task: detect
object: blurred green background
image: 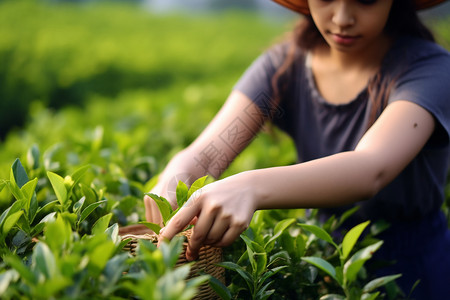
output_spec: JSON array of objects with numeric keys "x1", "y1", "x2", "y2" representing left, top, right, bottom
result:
[{"x1": 0, "y1": 0, "x2": 449, "y2": 214}]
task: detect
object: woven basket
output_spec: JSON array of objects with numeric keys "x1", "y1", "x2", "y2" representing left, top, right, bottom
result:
[{"x1": 119, "y1": 224, "x2": 224, "y2": 300}]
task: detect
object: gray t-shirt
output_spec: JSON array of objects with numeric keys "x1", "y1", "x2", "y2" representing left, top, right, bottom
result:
[{"x1": 233, "y1": 36, "x2": 450, "y2": 223}]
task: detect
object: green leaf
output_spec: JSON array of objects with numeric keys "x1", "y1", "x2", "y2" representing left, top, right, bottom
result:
[
  {"x1": 320, "y1": 294, "x2": 346, "y2": 300},
  {"x1": 207, "y1": 275, "x2": 232, "y2": 300},
  {"x1": 33, "y1": 242, "x2": 57, "y2": 279},
  {"x1": 301, "y1": 256, "x2": 337, "y2": 282},
  {"x1": 217, "y1": 262, "x2": 253, "y2": 289},
  {"x1": 68, "y1": 165, "x2": 91, "y2": 195},
  {"x1": 259, "y1": 265, "x2": 287, "y2": 285},
  {"x1": 342, "y1": 221, "x2": 370, "y2": 260},
  {"x1": 160, "y1": 237, "x2": 184, "y2": 268},
  {"x1": 361, "y1": 292, "x2": 380, "y2": 300},
  {"x1": 139, "y1": 221, "x2": 162, "y2": 234},
  {"x1": 344, "y1": 241, "x2": 383, "y2": 283},
  {"x1": 20, "y1": 177, "x2": 38, "y2": 215},
  {"x1": 0, "y1": 269, "x2": 19, "y2": 295},
  {"x1": 3, "y1": 254, "x2": 36, "y2": 284},
  {"x1": 12, "y1": 159, "x2": 29, "y2": 188},
  {"x1": 187, "y1": 175, "x2": 208, "y2": 199},
  {"x1": 44, "y1": 214, "x2": 72, "y2": 251},
  {"x1": 145, "y1": 193, "x2": 173, "y2": 225},
  {"x1": 88, "y1": 240, "x2": 116, "y2": 275},
  {"x1": 92, "y1": 213, "x2": 113, "y2": 235},
  {"x1": 0, "y1": 180, "x2": 6, "y2": 193},
  {"x1": 78, "y1": 200, "x2": 106, "y2": 225},
  {"x1": 337, "y1": 206, "x2": 360, "y2": 227},
  {"x1": 298, "y1": 223, "x2": 339, "y2": 250},
  {"x1": 47, "y1": 171, "x2": 68, "y2": 206},
  {"x1": 363, "y1": 274, "x2": 402, "y2": 293},
  {"x1": 176, "y1": 181, "x2": 189, "y2": 208},
  {"x1": 2, "y1": 210, "x2": 23, "y2": 236},
  {"x1": 73, "y1": 196, "x2": 86, "y2": 215},
  {"x1": 27, "y1": 144, "x2": 40, "y2": 170},
  {"x1": 265, "y1": 218, "x2": 296, "y2": 250}
]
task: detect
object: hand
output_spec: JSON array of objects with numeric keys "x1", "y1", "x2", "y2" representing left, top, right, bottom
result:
[{"x1": 158, "y1": 173, "x2": 256, "y2": 261}]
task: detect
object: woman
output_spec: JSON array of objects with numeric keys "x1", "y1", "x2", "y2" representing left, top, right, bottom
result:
[{"x1": 146, "y1": 0, "x2": 450, "y2": 297}]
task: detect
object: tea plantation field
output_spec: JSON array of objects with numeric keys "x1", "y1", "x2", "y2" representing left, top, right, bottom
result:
[{"x1": 0, "y1": 1, "x2": 449, "y2": 299}]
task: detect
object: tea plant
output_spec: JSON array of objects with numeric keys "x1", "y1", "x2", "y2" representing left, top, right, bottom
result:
[{"x1": 0, "y1": 159, "x2": 210, "y2": 299}]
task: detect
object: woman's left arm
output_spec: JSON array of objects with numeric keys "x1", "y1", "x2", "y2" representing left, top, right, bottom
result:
[{"x1": 159, "y1": 100, "x2": 435, "y2": 260}]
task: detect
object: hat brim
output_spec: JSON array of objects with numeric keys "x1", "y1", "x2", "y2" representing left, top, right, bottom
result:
[{"x1": 272, "y1": 0, "x2": 447, "y2": 15}]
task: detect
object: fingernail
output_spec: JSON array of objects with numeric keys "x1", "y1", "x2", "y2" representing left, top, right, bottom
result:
[{"x1": 159, "y1": 227, "x2": 165, "y2": 235}]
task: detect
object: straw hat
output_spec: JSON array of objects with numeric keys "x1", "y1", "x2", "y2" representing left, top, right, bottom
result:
[{"x1": 272, "y1": 0, "x2": 447, "y2": 15}]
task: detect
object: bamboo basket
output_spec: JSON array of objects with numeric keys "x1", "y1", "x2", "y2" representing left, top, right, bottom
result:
[{"x1": 119, "y1": 224, "x2": 224, "y2": 300}]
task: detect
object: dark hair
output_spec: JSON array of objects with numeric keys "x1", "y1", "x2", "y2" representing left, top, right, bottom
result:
[{"x1": 271, "y1": 0, "x2": 435, "y2": 127}]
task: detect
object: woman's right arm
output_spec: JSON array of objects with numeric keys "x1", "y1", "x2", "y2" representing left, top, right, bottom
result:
[{"x1": 144, "y1": 90, "x2": 267, "y2": 224}]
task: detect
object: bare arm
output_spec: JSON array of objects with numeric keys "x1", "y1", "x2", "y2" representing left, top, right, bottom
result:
[
  {"x1": 145, "y1": 90, "x2": 265, "y2": 223},
  {"x1": 159, "y1": 100, "x2": 436, "y2": 260}
]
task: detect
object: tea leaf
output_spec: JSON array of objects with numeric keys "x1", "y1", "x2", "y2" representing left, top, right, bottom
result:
[
  {"x1": 319, "y1": 294, "x2": 346, "y2": 300},
  {"x1": 0, "y1": 269, "x2": 19, "y2": 295},
  {"x1": 207, "y1": 274, "x2": 231, "y2": 300},
  {"x1": 20, "y1": 177, "x2": 38, "y2": 215},
  {"x1": 44, "y1": 214, "x2": 72, "y2": 251},
  {"x1": 145, "y1": 193, "x2": 172, "y2": 225},
  {"x1": 362, "y1": 274, "x2": 402, "y2": 293},
  {"x1": 176, "y1": 180, "x2": 189, "y2": 208},
  {"x1": 12, "y1": 159, "x2": 29, "y2": 188},
  {"x1": 298, "y1": 223, "x2": 339, "y2": 250},
  {"x1": 265, "y1": 218, "x2": 296, "y2": 250},
  {"x1": 27, "y1": 144, "x2": 40, "y2": 170},
  {"x1": 33, "y1": 242, "x2": 57, "y2": 279},
  {"x1": 259, "y1": 265, "x2": 287, "y2": 285},
  {"x1": 139, "y1": 221, "x2": 162, "y2": 234},
  {"x1": 344, "y1": 241, "x2": 383, "y2": 283},
  {"x1": 301, "y1": 256, "x2": 337, "y2": 281},
  {"x1": 3, "y1": 254, "x2": 37, "y2": 284},
  {"x1": 89, "y1": 240, "x2": 116, "y2": 275},
  {"x1": 361, "y1": 292, "x2": 380, "y2": 300},
  {"x1": 217, "y1": 262, "x2": 253, "y2": 288},
  {"x1": 73, "y1": 196, "x2": 86, "y2": 215},
  {"x1": 342, "y1": 221, "x2": 370, "y2": 260},
  {"x1": 67, "y1": 164, "x2": 91, "y2": 195},
  {"x1": 92, "y1": 213, "x2": 113, "y2": 235},
  {"x1": 1, "y1": 210, "x2": 23, "y2": 236},
  {"x1": 78, "y1": 200, "x2": 106, "y2": 225},
  {"x1": 0, "y1": 180, "x2": 6, "y2": 193},
  {"x1": 187, "y1": 175, "x2": 208, "y2": 199},
  {"x1": 47, "y1": 171, "x2": 68, "y2": 206}
]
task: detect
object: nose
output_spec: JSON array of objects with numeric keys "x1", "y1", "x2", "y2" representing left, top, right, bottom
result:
[{"x1": 332, "y1": 2, "x2": 355, "y2": 28}]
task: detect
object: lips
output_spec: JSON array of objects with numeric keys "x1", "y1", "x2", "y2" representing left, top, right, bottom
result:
[{"x1": 330, "y1": 33, "x2": 360, "y2": 45}]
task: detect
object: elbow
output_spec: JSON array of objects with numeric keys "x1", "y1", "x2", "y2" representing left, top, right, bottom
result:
[{"x1": 364, "y1": 169, "x2": 389, "y2": 200}]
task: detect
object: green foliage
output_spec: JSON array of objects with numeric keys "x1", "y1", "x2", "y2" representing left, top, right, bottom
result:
[{"x1": 0, "y1": 159, "x2": 208, "y2": 299}]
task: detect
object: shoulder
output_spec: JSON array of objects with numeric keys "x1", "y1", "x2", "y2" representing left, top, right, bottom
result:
[
  {"x1": 261, "y1": 41, "x2": 307, "y2": 69},
  {"x1": 389, "y1": 36, "x2": 450, "y2": 66}
]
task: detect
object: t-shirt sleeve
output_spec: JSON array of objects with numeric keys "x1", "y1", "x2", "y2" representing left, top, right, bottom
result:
[
  {"x1": 389, "y1": 47, "x2": 450, "y2": 142},
  {"x1": 233, "y1": 44, "x2": 287, "y2": 119}
]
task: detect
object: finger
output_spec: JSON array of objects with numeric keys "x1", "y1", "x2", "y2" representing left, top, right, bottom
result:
[
  {"x1": 204, "y1": 214, "x2": 231, "y2": 245},
  {"x1": 157, "y1": 196, "x2": 201, "y2": 247},
  {"x1": 185, "y1": 209, "x2": 218, "y2": 261},
  {"x1": 212, "y1": 221, "x2": 248, "y2": 248}
]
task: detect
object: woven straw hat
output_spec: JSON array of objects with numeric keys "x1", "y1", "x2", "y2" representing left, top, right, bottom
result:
[{"x1": 272, "y1": 0, "x2": 447, "y2": 15}]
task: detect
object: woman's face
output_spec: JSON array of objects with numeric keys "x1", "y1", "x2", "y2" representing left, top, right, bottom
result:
[{"x1": 307, "y1": 0, "x2": 394, "y2": 54}]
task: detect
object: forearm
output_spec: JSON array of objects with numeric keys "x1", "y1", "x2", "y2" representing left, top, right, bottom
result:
[{"x1": 247, "y1": 151, "x2": 384, "y2": 210}]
